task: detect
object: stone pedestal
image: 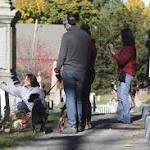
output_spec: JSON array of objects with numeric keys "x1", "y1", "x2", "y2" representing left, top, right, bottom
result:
[
  {"x1": 49, "y1": 61, "x2": 61, "y2": 107},
  {"x1": 0, "y1": 0, "x2": 19, "y2": 119},
  {"x1": 0, "y1": 0, "x2": 18, "y2": 80}
]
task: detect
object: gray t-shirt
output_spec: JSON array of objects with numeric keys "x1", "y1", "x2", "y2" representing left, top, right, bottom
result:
[{"x1": 56, "y1": 25, "x2": 91, "y2": 71}]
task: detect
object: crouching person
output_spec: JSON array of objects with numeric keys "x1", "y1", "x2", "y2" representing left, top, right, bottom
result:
[{"x1": 0, "y1": 73, "x2": 48, "y2": 129}]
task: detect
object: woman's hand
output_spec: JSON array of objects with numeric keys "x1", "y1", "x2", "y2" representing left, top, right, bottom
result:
[
  {"x1": 0, "y1": 81, "x2": 7, "y2": 85},
  {"x1": 106, "y1": 43, "x2": 116, "y2": 55}
]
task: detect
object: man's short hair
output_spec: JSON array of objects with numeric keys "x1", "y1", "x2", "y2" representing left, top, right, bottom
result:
[
  {"x1": 67, "y1": 14, "x2": 76, "y2": 25},
  {"x1": 63, "y1": 13, "x2": 79, "y2": 26}
]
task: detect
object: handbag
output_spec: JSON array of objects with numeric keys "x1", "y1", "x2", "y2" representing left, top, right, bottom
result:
[{"x1": 118, "y1": 71, "x2": 126, "y2": 82}]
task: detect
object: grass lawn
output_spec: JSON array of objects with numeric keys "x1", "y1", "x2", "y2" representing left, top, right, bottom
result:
[
  {"x1": 0, "y1": 130, "x2": 35, "y2": 150},
  {"x1": 0, "y1": 110, "x2": 60, "y2": 150},
  {"x1": 96, "y1": 94, "x2": 113, "y2": 105},
  {"x1": 96, "y1": 92, "x2": 150, "y2": 105},
  {"x1": 137, "y1": 94, "x2": 150, "y2": 104}
]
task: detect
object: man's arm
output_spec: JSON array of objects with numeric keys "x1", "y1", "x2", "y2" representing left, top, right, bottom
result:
[{"x1": 55, "y1": 34, "x2": 68, "y2": 72}]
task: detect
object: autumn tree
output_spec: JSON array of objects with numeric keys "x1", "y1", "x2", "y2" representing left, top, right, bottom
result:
[
  {"x1": 47, "y1": 0, "x2": 97, "y2": 25},
  {"x1": 90, "y1": 0, "x2": 150, "y2": 93},
  {"x1": 91, "y1": 0, "x2": 126, "y2": 94},
  {"x1": 125, "y1": 0, "x2": 149, "y2": 83},
  {"x1": 13, "y1": 0, "x2": 50, "y2": 23},
  {"x1": 13, "y1": 0, "x2": 97, "y2": 24},
  {"x1": 13, "y1": 0, "x2": 150, "y2": 94}
]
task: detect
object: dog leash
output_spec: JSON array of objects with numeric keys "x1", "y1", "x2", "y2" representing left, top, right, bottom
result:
[{"x1": 47, "y1": 80, "x2": 60, "y2": 94}]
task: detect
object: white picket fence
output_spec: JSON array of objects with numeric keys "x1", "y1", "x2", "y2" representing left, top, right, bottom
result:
[{"x1": 95, "y1": 102, "x2": 118, "y2": 114}]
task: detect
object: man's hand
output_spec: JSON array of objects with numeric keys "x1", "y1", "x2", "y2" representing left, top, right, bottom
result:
[
  {"x1": 54, "y1": 68, "x2": 62, "y2": 82},
  {"x1": 54, "y1": 68, "x2": 60, "y2": 73}
]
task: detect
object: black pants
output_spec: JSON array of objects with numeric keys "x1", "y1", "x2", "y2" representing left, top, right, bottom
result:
[{"x1": 82, "y1": 69, "x2": 95, "y2": 127}]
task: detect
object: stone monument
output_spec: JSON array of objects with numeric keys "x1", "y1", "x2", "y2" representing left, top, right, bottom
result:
[{"x1": 0, "y1": 0, "x2": 19, "y2": 119}]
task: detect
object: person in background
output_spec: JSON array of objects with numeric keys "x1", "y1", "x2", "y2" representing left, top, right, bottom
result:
[
  {"x1": 143, "y1": 30, "x2": 150, "y2": 86},
  {"x1": 106, "y1": 27, "x2": 136, "y2": 124},
  {"x1": 0, "y1": 73, "x2": 48, "y2": 114},
  {"x1": 80, "y1": 24, "x2": 97, "y2": 130},
  {"x1": 54, "y1": 13, "x2": 91, "y2": 134}
]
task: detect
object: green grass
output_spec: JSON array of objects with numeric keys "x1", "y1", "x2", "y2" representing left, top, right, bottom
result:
[
  {"x1": 96, "y1": 93, "x2": 150, "y2": 105},
  {"x1": 146, "y1": 99, "x2": 150, "y2": 104},
  {"x1": 46, "y1": 110, "x2": 60, "y2": 128},
  {"x1": 0, "y1": 130, "x2": 35, "y2": 150},
  {"x1": 0, "y1": 110, "x2": 60, "y2": 150},
  {"x1": 136, "y1": 94, "x2": 150, "y2": 104}
]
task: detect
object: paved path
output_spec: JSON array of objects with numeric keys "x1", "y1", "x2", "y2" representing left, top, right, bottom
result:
[{"x1": 17, "y1": 113, "x2": 150, "y2": 150}]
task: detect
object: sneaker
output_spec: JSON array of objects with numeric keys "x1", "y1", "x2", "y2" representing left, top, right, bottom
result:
[
  {"x1": 85, "y1": 122, "x2": 92, "y2": 130},
  {"x1": 62, "y1": 127, "x2": 77, "y2": 134}
]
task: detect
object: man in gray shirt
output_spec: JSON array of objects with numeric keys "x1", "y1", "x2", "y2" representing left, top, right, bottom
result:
[{"x1": 54, "y1": 13, "x2": 91, "y2": 134}]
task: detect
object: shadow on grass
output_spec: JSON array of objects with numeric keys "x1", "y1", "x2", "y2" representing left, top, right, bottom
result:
[{"x1": 0, "y1": 110, "x2": 60, "y2": 150}]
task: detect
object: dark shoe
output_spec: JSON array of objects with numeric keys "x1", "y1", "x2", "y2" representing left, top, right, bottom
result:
[
  {"x1": 117, "y1": 119, "x2": 131, "y2": 124},
  {"x1": 62, "y1": 127, "x2": 77, "y2": 134},
  {"x1": 78, "y1": 125, "x2": 84, "y2": 132}
]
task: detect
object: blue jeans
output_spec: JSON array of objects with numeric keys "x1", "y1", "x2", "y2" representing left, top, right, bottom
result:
[
  {"x1": 63, "y1": 68, "x2": 86, "y2": 127},
  {"x1": 17, "y1": 100, "x2": 30, "y2": 113},
  {"x1": 117, "y1": 73, "x2": 133, "y2": 123}
]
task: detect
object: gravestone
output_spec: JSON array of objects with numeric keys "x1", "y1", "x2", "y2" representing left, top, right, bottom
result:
[
  {"x1": 0, "y1": 0, "x2": 19, "y2": 119},
  {"x1": 145, "y1": 115, "x2": 150, "y2": 141},
  {"x1": 37, "y1": 72, "x2": 42, "y2": 88},
  {"x1": 49, "y1": 61, "x2": 63, "y2": 107}
]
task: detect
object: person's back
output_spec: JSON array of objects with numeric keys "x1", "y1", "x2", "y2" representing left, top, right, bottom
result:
[
  {"x1": 64, "y1": 26, "x2": 90, "y2": 69},
  {"x1": 56, "y1": 25, "x2": 90, "y2": 71}
]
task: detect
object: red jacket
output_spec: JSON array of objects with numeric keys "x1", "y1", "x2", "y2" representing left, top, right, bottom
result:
[{"x1": 113, "y1": 45, "x2": 136, "y2": 76}]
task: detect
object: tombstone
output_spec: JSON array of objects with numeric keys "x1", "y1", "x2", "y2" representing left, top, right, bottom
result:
[
  {"x1": 0, "y1": 89, "x2": 6, "y2": 119},
  {"x1": 49, "y1": 61, "x2": 63, "y2": 107},
  {"x1": 142, "y1": 105, "x2": 150, "y2": 121},
  {"x1": 90, "y1": 92, "x2": 96, "y2": 112},
  {"x1": 37, "y1": 72, "x2": 42, "y2": 88},
  {"x1": 145, "y1": 115, "x2": 150, "y2": 141},
  {"x1": 141, "y1": 104, "x2": 150, "y2": 117},
  {"x1": 0, "y1": 0, "x2": 19, "y2": 119}
]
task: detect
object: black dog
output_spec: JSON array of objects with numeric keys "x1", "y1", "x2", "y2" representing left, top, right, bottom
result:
[{"x1": 28, "y1": 93, "x2": 48, "y2": 132}]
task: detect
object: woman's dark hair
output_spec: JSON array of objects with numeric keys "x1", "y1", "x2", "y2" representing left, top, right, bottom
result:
[
  {"x1": 26, "y1": 74, "x2": 40, "y2": 87},
  {"x1": 121, "y1": 28, "x2": 135, "y2": 46}
]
